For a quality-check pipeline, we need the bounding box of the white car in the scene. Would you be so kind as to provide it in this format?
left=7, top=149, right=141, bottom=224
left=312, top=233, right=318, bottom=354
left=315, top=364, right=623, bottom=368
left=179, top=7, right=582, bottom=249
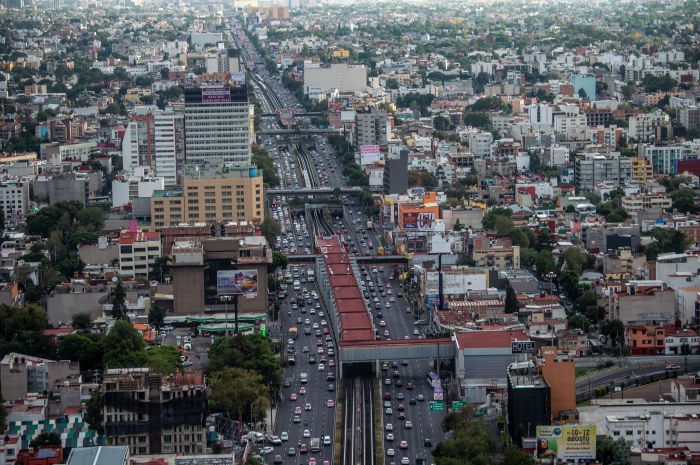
left=323, top=435, right=331, bottom=446
left=281, top=432, right=289, bottom=442
left=318, top=363, right=325, bottom=371
left=386, top=433, right=394, bottom=441
left=387, top=448, right=395, bottom=457
left=401, top=458, right=410, bottom=465
left=303, top=429, right=311, bottom=438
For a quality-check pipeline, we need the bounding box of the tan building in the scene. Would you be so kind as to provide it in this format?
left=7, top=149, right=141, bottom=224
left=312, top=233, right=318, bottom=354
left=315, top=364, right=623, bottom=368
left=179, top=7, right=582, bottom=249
left=0, top=353, right=79, bottom=402
left=150, top=162, right=264, bottom=228
left=471, top=235, right=520, bottom=269
left=169, top=236, right=271, bottom=315
left=630, top=157, right=653, bottom=182
left=621, top=193, right=672, bottom=213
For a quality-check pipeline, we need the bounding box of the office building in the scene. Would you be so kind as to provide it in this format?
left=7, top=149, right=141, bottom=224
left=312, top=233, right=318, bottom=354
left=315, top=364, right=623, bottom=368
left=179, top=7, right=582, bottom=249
left=0, top=179, right=29, bottom=219
left=184, top=85, right=251, bottom=166
left=639, top=143, right=691, bottom=174
left=355, top=107, right=388, bottom=148
left=680, top=106, right=700, bottom=131
left=572, top=74, right=596, bottom=100
left=153, top=107, right=185, bottom=187
left=383, top=149, right=408, bottom=194
left=150, top=161, right=264, bottom=227
left=169, top=236, right=271, bottom=315
left=573, top=152, right=632, bottom=190
left=118, top=225, right=162, bottom=279
left=121, top=115, right=155, bottom=172
left=102, top=368, right=207, bottom=456
left=0, top=353, right=79, bottom=402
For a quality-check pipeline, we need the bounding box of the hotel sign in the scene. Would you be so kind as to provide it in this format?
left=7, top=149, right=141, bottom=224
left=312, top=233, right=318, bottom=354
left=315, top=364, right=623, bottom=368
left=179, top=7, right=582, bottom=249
left=511, top=340, right=535, bottom=353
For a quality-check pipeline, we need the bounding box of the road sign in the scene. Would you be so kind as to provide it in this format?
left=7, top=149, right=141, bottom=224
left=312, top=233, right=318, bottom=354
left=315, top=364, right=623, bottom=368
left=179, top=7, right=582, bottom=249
left=260, top=324, right=267, bottom=337
left=451, top=401, right=465, bottom=411
left=429, top=401, right=445, bottom=412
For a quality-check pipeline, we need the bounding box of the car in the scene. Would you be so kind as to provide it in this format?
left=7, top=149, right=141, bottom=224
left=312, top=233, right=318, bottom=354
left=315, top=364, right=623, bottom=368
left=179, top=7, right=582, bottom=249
left=406, top=383, right=414, bottom=390
left=294, top=406, right=302, bottom=415
left=288, top=447, right=296, bottom=456
left=413, top=329, right=420, bottom=336
left=316, top=339, right=323, bottom=346
left=395, top=380, right=403, bottom=388
left=401, top=458, right=410, bottom=465
left=385, top=407, right=393, bottom=415
left=327, top=399, right=335, bottom=407
left=308, top=458, right=317, bottom=465
left=409, top=398, right=416, bottom=405
left=405, top=420, right=413, bottom=429
left=379, top=320, right=386, bottom=327
left=384, top=330, right=390, bottom=336
left=417, top=394, right=425, bottom=401
left=384, top=400, right=391, bottom=408
left=274, top=455, right=283, bottom=464
left=300, top=387, right=306, bottom=394
left=293, top=415, right=301, bottom=423
left=386, top=433, right=394, bottom=441
left=303, top=429, right=310, bottom=438
left=397, top=404, right=405, bottom=412
left=303, top=346, right=309, bottom=353
left=398, top=412, right=406, bottom=420
left=305, top=403, right=312, bottom=411
left=383, top=392, right=392, bottom=400
left=385, top=302, right=391, bottom=308
left=387, top=448, right=395, bottom=457
left=281, top=432, right=289, bottom=442
left=290, top=393, right=298, bottom=401
left=385, top=423, right=393, bottom=431
left=299, top=444, right=308, bottom=454
left=666, top=363, right=681, bottom=370
left=424, top=438, right=433, bottom=448
left=400, top=440, right=408, bottom=449
left=390, top=297, right=396, bottom=302
left=328, top=384, right=335, bottom=392
left=329, top=359, right=336, bottom=367
left=385, top=378, right=392, bottom=385
left=393, top=370, right=401, bottom=379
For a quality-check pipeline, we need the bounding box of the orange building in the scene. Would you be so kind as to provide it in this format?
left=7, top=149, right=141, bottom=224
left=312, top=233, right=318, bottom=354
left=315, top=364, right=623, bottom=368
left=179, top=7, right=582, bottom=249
left=397, top=192, right=440, bottom=232
left=625, top=323, right=672, bottom=355
left=539, top=347, right=576, bottom=420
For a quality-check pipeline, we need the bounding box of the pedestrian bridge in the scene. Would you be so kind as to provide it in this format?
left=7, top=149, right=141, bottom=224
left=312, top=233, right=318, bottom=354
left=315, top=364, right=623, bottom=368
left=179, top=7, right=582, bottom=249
left=339, top=338, right=455, bottom=364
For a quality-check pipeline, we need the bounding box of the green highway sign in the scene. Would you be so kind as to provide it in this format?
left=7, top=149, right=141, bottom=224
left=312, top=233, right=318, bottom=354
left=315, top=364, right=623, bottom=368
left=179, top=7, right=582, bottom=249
left=451, top=401, right=465, bottom=411
left=429, top=401, right=445, bottom=411
left=260, top=324, right=267, bottom=336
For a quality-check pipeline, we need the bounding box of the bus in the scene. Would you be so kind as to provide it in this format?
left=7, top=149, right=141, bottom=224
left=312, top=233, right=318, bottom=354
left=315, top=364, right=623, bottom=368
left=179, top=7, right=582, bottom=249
left=307, top=269, right=315, bottom=282
left=426, top=372, right=441, bottom=388
left=287, top=327, right=298, bottom=340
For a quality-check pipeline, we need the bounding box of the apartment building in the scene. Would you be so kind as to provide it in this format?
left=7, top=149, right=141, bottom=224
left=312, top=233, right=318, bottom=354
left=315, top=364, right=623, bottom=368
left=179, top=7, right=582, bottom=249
left=680, top=106, right=700, bottom=131
left=639, top=143, right=693, bottom=174
left=664, top=330, right=700, bottom=355
left=625, top=323, right=670, bottom=355
left=355, top=107, right=388, bottom=147
left=118, top=226, right=162, bottom=279
left=0, top=179, right=30, bottom=219
left=620, top=193, right=672, bottom=213
left=628, top=110, right=673, bottom=142
left=102, top=368, right=207, bottom=456
left=471, top=235, right=520, bottom=269
left=574, top=152, right=632, bottom=190
left=112, top=171, right=165, bottom=209
left=0, top=353, right=79, bottom=402
left=150, top=161, right=264, bottom=227
left=122, top=115, right=154, bottom=172
left=153, top=106, right=185, bottom=187
left=184, top=85, right=251, bottom=166
left=40, top=141, right=97, bottom=164
left=630, top=157, right=653, bottom=182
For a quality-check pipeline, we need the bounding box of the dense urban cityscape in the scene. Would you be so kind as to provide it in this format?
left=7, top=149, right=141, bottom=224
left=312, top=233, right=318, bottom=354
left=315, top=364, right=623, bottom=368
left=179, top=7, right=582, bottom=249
left=0, top=1, right=698, bottom=465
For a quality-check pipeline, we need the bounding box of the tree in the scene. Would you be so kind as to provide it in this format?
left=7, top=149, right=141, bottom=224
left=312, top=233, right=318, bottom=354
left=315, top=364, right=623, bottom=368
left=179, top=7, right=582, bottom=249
left=504, top=283, right=518, bottom=313
left=102, top=320, right=146, bottom=368
left=332, top=187, right=341, bottom=202
left=671, top=188, right=699, bottom=214
left=260, top=217, right=281, bottom=248
left=463, top=112, right=491, bottom=129
left=535, top=250, right=556, bottom=276
left=209, top=366, right=269, bottom=423
left=407, top=170, right=438, bottom=189
left=482, top=208, right=512, bottom=229
left=71, top=312, right=92, bottom=330
left=434, top=421, right=494, bottom=465
left=578, top=88, right=588, bottom=99
left=148, top=304, right=166, bottom=330
left=502, top=446, right=536, bottom=465
left=596, top=436, right=630, bottom=465
left=559, top=269, right=581, bottom=299
left=58, top=333, right=103, bottom=371
left=84, top=387, right=103, bottom=434
left=272, top=251, right=288, bottom=271
left=601, top=319, right=625, bottom=346
left=576, top=291, right=603, bottom=323
left=251, top=147, right=280, bottom=188
left=567, top=314, right=591, bottom=332
left=208, top=334, right=282, bottom=391
left=645, top=228, right=690, bottom=260
left=433, top=115, right=451, bottom=131
left=30, top=432, right=61, bottom=449
left=110, top=280, right=128, bottom=321
left=385, top=78, right=399, bottom=89
left=146, top=346, right=181, bottom=374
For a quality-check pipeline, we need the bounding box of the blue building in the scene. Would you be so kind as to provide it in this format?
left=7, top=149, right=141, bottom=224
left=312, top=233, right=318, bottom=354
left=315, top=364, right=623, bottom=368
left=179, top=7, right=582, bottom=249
left=572, top=74, right=596, bottom=100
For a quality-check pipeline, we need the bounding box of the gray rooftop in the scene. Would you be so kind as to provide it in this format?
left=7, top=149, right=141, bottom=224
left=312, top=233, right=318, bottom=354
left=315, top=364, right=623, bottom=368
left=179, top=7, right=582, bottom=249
left=66, top=446, right=128, bottom=465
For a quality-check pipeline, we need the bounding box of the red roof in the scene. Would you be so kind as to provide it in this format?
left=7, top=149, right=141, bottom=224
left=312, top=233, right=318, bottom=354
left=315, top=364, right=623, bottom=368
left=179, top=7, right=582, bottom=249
left=454, top=330, right=529, bottom=350
left=324, top=253, right=349, bottom=265
left=340, top=313, right=372, bottom=330
left=332, top=287, right=362, bottom=300
left=329, top=275, right=358, bottom=287
left=119, top=230, right=160, bottom=245
left=328, top=264, right=352, bottom=276
left=342, top=329, right=374, bottom=342
left=43, top=328, right=74, bottom=337
left=335, top=298, right=367, bottom=313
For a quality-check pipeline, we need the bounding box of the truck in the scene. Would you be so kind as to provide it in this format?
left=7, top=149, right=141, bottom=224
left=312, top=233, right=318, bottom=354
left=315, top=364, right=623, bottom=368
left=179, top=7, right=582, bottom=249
left=310, top=438, right=321, bottom=452
left=307, top=269, right=315, bottom=282
left=367, top=220, right=374, bottom=230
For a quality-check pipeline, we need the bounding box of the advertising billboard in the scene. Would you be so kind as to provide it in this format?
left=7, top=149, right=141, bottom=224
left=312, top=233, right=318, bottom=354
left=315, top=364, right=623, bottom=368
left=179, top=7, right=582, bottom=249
left=216, top=269, right=258, bottom=297
left=402, top=211, right=419, bottom=229
left=202, top=86, right=231, bottom=103
left=230, top=72, right=245, bottom=83
left=416, top=212, right=435, bottom=230
left=536, top=425, right=596, bottom=460
left=360, top=145, right=381, bottom=166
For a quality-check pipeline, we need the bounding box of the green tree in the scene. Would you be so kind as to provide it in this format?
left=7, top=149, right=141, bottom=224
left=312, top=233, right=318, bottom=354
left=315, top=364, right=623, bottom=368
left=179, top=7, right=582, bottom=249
left=110, top=280, right=128, bottom=321
left=502, top=446, right=536, bottom=465
left=251, top=147, right=280, bottom=187
left=535, top=250, right=556, bottom=276
left=434, top=421, right=494, bottom=465
left=559, top=269, right=581, bottom=299
left=596, top=436, right=630, bottom=465
left=146, top=346, right=181, bottom=374
left=208, top=334, right=282, bottom=391
left=463, top=112, right=491, bottom=129
left=58, top=333, right=103, bottom=371
left=30, top=432, right=61, bottom=449
left=433, top=115, right=451, bottom=131
left=148, top=304, right=166, bottom=330
left=102, top=320, right=146, bottom=368
left=76, top=206, right=107, bottom=232
left=482, top=208, right=512, bottom=229
left=385, top=78, right=399, bottom=89
left=84, top=387, right=103, bottom=434
left=209, top=366, right=269, bottom=423
left=260, top=217, right=281, bottom=248
left=272, top=251, right=288, bottom=271
left=407, top=170, right=438, bottom=189
left=671, top=188, right=699, bottom=214
left=578, top=88, right=588, bottom=99
left=601, top=319, right=625, bottom=346
left=504, top=283, right=518, bottom=313
left=567, top=314, right=591, bottom=332
left=71, top=312, right=92, bottom=330
left=576, top=291, right=603, bottom=323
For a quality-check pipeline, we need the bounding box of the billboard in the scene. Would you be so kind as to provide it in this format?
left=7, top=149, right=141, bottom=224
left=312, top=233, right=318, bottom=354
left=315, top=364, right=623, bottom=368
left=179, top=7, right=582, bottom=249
left=511, top=340, right=535, bottom=353
left=202, top=86, right=231, bottom=103
left=417, top=212, right=435, bottom=230
left=536, top=425, right=597, bottom=460
left=230, top=72, right=245, bottom=83
left=216, top=269, right=258, bottom=297
left=360, top=145, right=381, bottom=166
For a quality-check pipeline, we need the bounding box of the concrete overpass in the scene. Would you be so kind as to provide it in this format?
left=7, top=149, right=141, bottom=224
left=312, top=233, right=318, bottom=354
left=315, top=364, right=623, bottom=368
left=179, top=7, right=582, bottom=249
left=266, top=186, right=382, bottom=196
left=257, top=128, right=342, bottom=135
left=339, top=338, right=455, bottom=369
left=261, top=112, right=323, bottom=117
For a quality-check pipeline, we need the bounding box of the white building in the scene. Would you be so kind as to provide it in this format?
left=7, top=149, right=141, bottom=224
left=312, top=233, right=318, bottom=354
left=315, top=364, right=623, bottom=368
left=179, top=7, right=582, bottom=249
left=628, top=110, right=672, bottom=143
left=117, top=228, right=162, bottom=279
left=184, top=85, right=251, bottom=166
left=112, top=173, right=165, bottom=209
left=639, top=143, right=691, bottom=175
left=303, top=63, right=367, bottom=94
left=664, top=330, right=700, bottom=355
left=0, top=180, right=30, bottom=219
left=153, top=107, right=185, bottom=187
left=462, top=128, right=493, bottom=157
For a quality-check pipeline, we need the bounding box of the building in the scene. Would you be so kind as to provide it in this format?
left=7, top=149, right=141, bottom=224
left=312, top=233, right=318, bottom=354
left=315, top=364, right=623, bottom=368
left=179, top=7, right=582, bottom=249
left=355, top=107, right=388, bottom=148
left=572, top=74, right=596, bottom=100
left=150, top=161, right=264, bottom=227
left=639, top=143, right=691, bottom=175
left=153, top=106, right=185, bottom=187
left=670, top=375, right=700, bottom=402
left=609, top=281, right=676, bottom=325
left=0, top=179, right=29, bottom=219
left=664, top=330, right=700, bottom=355
left=169, top=236, right=271, bottom=315
left=630, top=157, right=653, bottom=182
left=0, top=353, right=79, bottom=402
left=118, top=225, right=162, bottom=279
left=121, top=115, right=154, bottom=172
left=507, top=359, right=551, bottom=440
left=303, top=63, right=367, bottom=94
left=628, top=110, right=673, bottom=143
left=184, top=85, right=251, bottom=166
left=112, top=171, right=165, bottom=209
left=573, top=152, right=632, bottom=191
left=471, top=235, right=520, bottom=269
left=66, top=446, right=129, bottom=465
left=40, top=141, right=97, bottom=164
left=383, top=149, right=408, bottom=194
left=679, top=106, right=700, bottom=131
left=102, top=368, right=207, bottom=456
left=620, top=193, right=672, bottom=213
left=453, top=330, right=530, bottom=403
left=625, top=323, right=669, bottom=355
left=539, top=349, right=576, bottom=420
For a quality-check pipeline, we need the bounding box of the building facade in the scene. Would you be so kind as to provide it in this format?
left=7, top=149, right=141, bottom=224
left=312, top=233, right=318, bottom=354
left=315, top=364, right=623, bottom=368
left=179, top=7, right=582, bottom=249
left=574, top=152, right=632, bottom=190
left=118, top=227, right=162, bottom=279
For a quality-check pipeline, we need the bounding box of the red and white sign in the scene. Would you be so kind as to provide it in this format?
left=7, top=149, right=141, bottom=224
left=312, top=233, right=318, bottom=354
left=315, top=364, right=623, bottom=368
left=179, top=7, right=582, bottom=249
left=360, top=145, right=381, bottom=165
left=202, top=86, right=231, bottom=103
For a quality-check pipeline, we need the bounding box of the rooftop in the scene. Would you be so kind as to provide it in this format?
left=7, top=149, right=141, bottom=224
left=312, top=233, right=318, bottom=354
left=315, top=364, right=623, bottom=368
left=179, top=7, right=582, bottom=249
left=454, top=330, right=529, bottom=350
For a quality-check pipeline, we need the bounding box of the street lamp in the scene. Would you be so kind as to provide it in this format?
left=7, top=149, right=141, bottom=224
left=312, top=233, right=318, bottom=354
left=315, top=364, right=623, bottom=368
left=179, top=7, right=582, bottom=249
left=546, top=272, right=556, bottom=295
left=219, top=295, right=233, bottom=336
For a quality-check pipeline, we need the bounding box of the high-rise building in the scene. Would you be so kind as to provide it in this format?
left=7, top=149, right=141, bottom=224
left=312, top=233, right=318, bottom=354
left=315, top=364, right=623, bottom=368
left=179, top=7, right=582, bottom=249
left=355, top=107, right=388, bottom=148
left=383, top=149, right=408, bottom=194
left=102, top=368, right=207, bottom=456
left=154, top=106, right=185, bottom=187
left=184, top=85, right=251, bottom=166
left=573, top=152, right=633, bottom=190
left=150, top=160, right=264, bottom=228
left=680, top=106, right=700, bottom=131
left=0, top=179, right=30, bottom=219
left=122, top=115, right=155, bottom=172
